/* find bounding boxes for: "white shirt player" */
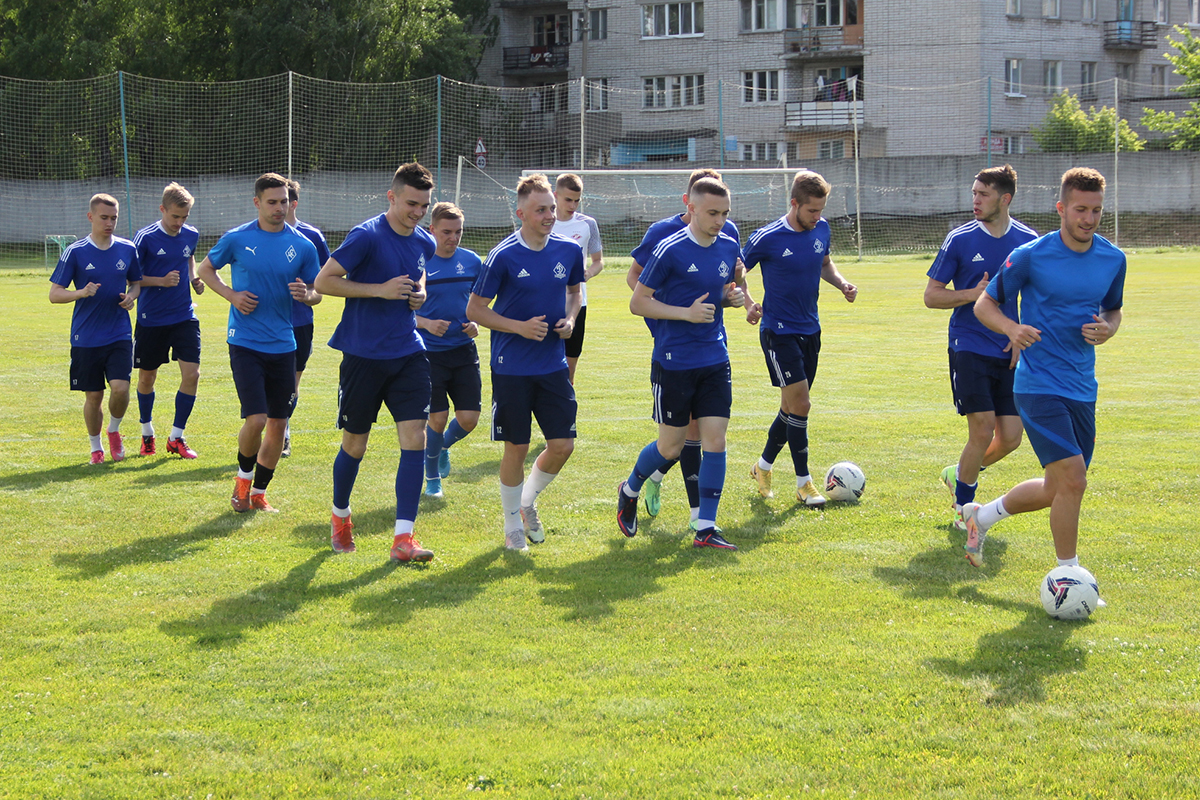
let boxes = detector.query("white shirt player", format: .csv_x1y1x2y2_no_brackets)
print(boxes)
551,212,602,306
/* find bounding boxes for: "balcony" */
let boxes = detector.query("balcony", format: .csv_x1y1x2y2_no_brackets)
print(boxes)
785,100,863,128
503,45,570,72
1103,20,1157,49
782,27,864,59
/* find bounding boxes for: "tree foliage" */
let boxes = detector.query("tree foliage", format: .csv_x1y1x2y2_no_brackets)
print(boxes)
1032,90,1145,153
1140,26,1200,150
0,0,498,82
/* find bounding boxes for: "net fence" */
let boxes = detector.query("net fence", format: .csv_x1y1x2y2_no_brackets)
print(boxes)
1,72,1196,269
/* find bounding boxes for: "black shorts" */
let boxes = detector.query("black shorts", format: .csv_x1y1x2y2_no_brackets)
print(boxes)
650,360,732,427
337,351,431,434
70,341,132,392
134,319,201,371
491,369,577,445
564,305,587,359
949,349,1018,417
229,344,295,419
428,341,482,415
293,323,315,373
760,329,820,388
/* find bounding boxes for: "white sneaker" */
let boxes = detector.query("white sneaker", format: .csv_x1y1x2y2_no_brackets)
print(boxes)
520,504,545,544
505,529,529,552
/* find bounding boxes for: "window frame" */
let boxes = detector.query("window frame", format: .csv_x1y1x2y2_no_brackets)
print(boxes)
1043,60,1062,93
1004,58,1024,96
642,2,705,38
742,69,782,104
642,74,706,109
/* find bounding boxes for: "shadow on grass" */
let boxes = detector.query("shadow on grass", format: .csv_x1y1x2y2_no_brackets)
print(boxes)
160,550,396,647
54,510,253,580
443,458,502,485
873,525,1010,600
927,586,1091,706
0,456,169,490
127,463,232,486
287,505,402,549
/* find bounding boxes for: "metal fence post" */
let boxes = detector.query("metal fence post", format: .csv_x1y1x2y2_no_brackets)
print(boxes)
118,71,133,239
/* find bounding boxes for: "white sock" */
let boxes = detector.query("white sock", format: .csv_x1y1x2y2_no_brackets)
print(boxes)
250,487,265,496
170,426,184,440
977,496,1012,530
142,422,154,437
520,464,556,507
89,434,103,452
650,470,665,483
696,519,716,531
622,482,640,499
1057,555,1079,567
501,482,524,534
333,506,351,518
796,473,812,487
107,416,122,433
237,469,254,480
690,508,700,522
758,457,773,472
394,519,414,536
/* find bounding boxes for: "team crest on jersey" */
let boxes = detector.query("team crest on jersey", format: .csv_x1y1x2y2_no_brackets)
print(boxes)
813,240,825,254
285,245,297,262
183,245,192,257
117,259,127,271
553,262,567,279
418,255,426,269
718,261,731,279
455,262,465,275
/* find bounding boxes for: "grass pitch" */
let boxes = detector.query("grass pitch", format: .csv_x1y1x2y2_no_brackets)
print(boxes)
1,250,1197,798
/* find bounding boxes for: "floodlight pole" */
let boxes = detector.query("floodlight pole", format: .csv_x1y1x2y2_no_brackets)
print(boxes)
580,1,588,169
118,72,133,239
437,75,444,202
287,71,294,180
850,76,862,261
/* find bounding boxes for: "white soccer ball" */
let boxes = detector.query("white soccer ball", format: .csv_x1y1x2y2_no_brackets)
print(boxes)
1040,565,1100,620
824,461,866,502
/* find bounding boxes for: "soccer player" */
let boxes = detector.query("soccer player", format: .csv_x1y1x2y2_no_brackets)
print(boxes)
625,168,745,528
416,202,483,498
742,170,858,508
132,182,204,460
281,178,329,458
961,167,1125,575
551,173,603,384
924,164,1037,529
49,194,142,464
617,177,742,550
466,174,584,552
196,173,321,513
314,163,437,563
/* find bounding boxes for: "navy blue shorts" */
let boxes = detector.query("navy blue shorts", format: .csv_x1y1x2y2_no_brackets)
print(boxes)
1016,393,1096,468
651,360,732,427
565,305,587,359
950,349,1018,417
337,351,431,434
229,344,295,419
760,329,820,388
134,319,201,371
293,323,315,373
70,340,133,392
429,341,482,415
491,369,576,445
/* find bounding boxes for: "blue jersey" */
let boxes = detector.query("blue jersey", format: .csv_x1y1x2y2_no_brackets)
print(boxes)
743,215,832,336
327,214,435,361
206,220,321,354
474,231,585,376
291,220,330,327
133,221,200,327
418,248,483,352
639,227,741,369
50,235,143,347
927,218,1038,358
986,232,1126,402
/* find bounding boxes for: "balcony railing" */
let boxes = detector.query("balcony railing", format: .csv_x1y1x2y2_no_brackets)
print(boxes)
1103,20,1157,49
783,27,863,57
503,45,570,72
785,100,863,128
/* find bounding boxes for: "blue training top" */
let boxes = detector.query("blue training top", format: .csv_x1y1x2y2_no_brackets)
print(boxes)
743,215,833,337
327,213,436,361
638,227,741,370
418,247,483,352
986,231,1126,402
205,220,321,354
927,218,1038,359
50,235,143,347
473,231,585,376
291,220,331,327
133,221,200,327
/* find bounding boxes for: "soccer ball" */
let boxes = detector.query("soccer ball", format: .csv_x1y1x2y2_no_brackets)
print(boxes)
1040,565,1100,620
824,461,866,502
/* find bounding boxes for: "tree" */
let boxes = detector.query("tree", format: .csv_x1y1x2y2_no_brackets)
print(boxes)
1032,90,1145,153
1140,26,1200,150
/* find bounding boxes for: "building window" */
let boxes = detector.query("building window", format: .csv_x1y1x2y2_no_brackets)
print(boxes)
1153,0,1168,23
533,14,570,46
741,142,781,161
814,0,840,26
1005,59,1023,95
1152,64,1168,94
643,74,705,108
741,0,781,31
1007,0,1021,16
577,8,608,41
1190,0,1200,24
643,2,704,37
586,78,610,111
532,83,569,113
1003,135,1024,155
743,70,781,103
1117,63,1135,84
817,139,845,159
1080,61,1097,98
1043,60,1062,93
1082,0,1097,19
1043,0,1060,17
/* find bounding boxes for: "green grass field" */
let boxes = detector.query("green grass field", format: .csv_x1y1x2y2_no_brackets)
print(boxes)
2,251,1197,798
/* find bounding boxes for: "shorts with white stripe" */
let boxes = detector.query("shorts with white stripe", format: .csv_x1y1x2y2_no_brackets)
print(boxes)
650,360,732,427
759,329,820,388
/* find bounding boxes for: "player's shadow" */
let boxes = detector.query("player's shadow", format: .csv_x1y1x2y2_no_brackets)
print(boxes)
927,585,1090,706
54,511,252,580
128,464,231,486
738,492,836,541
0,457,168,490
351,546,532,628
287,505,401,549
436,458,501,486
874,527,1009,600
160,551,395,648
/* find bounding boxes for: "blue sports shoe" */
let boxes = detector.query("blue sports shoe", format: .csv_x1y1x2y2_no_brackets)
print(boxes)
693,528,737,551
438,448,451,478
425,478,444,498
617,481,639,537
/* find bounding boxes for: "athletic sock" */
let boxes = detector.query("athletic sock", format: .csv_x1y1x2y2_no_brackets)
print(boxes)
697,450,726,527
786,413,810,479
760,411,788,466
627,441,671,493
425,425,445,479
955,479,978,507
142,422,155,437
169,426,185,440
654,460,678,480
332,448,362,510
89,434,103,452
977,496,1012,530
252,463,274,491
681,440,702,510
395,449,423,524
172,391,196,432
137,391,155,426
521,463,557,507
443,419,470,449
107,416,122,434
395,519,414,536
500,481,524,534
757,457,773,472
237,451,258,476
1057,555,1080,567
